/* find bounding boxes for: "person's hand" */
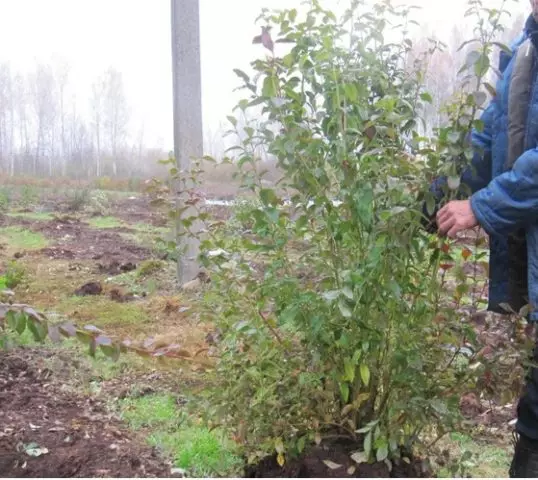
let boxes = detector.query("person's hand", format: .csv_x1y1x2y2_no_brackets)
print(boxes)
436,200,478,238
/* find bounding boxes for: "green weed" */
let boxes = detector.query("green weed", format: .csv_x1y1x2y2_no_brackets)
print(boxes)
120,394,243,477
87,216,125,229
7,212,54,221
56,296,149,329
0,227,48,250
3,260,26,288
436,432,511,478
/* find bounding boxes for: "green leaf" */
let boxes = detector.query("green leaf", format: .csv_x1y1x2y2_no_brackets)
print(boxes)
341,286,354,300
233,68,250,85
420,92,433,103
323,290,340,302
27,318,46,342
360,364,370,386
6,310,17,331
363,431,373,456
447,131,460,144
262,75,278,98
474,53,490,77
425,193,436,217
376,441,389,462
493,41,511,54
338,298,352,318
260,188,279,206
297,435,306,453
465,50,481,68
339,382,350,403
16,313,27,335
447,176,461,191
100,343,121,362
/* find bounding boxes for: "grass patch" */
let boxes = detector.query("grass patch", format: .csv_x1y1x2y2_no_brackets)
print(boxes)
7,212,54,221
120,394,243,477
87,216,125,229
56,296,149,330
0,226,48,250
137,259,166,278
437,432,511,478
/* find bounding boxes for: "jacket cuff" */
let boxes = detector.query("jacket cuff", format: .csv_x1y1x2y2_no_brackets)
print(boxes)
470,193,497,236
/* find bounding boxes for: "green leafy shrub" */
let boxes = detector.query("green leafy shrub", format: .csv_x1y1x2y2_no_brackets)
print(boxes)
3,261,25,288
20,184,39,207
0,187,12,212
66,188,91,212
196,0,511,468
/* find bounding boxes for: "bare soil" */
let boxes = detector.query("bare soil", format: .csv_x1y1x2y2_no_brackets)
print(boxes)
245,442,427,478
0,349,172,478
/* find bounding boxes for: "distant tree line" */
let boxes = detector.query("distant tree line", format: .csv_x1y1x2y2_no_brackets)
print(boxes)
0,62,166,179
0,13,524,181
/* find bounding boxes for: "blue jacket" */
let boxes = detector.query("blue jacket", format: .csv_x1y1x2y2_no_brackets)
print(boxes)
434,16,538,320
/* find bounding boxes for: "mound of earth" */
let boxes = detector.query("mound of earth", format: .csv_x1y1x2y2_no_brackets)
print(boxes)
245,441,428,478
0,349,172,478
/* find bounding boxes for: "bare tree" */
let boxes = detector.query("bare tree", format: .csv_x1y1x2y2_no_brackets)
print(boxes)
30,64,56,175
102,67,130,176
90,76,106,177
0,63,15,175
54,59,71,176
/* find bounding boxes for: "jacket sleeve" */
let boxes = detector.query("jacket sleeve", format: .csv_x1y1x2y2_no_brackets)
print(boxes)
471,147,538,236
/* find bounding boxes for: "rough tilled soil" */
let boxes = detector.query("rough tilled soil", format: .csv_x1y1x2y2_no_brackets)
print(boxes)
0,350,171,478
35,219,151,265
113,197,168,227
245,442,427,478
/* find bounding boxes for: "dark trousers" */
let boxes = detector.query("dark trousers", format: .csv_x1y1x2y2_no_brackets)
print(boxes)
517,337,538,439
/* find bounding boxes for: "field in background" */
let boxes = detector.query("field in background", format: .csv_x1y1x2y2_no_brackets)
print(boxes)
0,158,283,201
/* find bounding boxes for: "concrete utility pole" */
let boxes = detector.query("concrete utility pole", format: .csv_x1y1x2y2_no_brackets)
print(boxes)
170,0,203,285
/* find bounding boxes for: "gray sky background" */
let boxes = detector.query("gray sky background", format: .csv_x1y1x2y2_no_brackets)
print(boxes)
0,0,529,152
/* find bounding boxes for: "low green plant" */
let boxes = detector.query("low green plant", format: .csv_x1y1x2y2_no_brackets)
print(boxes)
3,260,25,288
137,259,166,278
0,187,12,212
435,432,511,478
20,184,39,207
87,216,124,229
66,188,91,212
120,394,243,477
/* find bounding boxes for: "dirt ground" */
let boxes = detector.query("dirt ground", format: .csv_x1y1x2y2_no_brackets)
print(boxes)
0,192,217,477
0,349,172,478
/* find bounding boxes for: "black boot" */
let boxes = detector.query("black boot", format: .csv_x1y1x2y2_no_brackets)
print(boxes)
510,433,538,477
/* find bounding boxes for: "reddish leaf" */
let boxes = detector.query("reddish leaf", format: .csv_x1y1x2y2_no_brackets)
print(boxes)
439,263,454,271
59,322,77,338
84,325,103,336
461,247,472,260
441,243,450,254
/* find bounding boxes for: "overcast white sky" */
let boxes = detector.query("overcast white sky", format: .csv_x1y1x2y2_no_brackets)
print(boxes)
0,0,529,151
